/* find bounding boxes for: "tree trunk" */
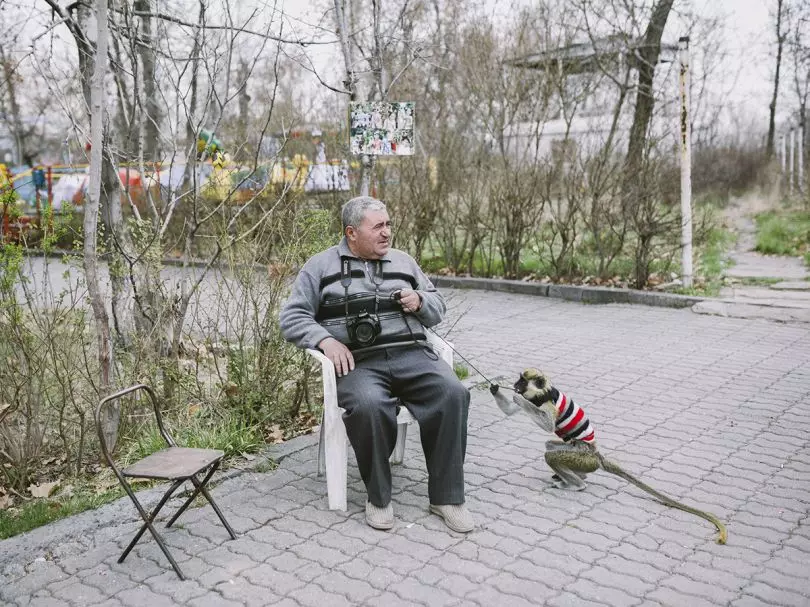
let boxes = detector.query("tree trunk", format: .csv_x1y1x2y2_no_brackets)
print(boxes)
135,0,161,162
0,47,36,166
623,0,675,196
625,0,674,163
236,58,251,161
334,0,376,196
182,0,205,192
767,0,786,158
84,0,117,450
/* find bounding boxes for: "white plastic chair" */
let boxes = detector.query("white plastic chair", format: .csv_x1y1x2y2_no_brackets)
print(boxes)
306,331,454,511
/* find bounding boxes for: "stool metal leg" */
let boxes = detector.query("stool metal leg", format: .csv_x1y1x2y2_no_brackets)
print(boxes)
194,479,237,540
165,463,218,528
119,479,187,580
164,462,237,540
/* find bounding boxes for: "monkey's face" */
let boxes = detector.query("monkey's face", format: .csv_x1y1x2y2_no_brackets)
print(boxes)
514,368,554,406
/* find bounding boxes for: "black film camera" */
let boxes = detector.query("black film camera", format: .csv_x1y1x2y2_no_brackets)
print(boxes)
346,291,405,347
347,311,382,346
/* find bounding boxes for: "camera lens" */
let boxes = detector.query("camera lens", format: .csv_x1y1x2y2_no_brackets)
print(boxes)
355,323,375,343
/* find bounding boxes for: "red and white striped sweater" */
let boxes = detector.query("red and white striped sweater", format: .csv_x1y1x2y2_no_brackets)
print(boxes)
553,390,595,444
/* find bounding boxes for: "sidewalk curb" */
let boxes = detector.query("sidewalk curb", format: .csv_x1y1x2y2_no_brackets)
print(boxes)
430,275,704,309
22,251,705,308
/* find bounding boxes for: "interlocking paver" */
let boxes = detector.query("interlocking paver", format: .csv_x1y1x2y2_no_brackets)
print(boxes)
2,289,809,606
240,563,307,594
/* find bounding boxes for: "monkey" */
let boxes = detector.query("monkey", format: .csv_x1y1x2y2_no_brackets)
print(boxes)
490,368,727,545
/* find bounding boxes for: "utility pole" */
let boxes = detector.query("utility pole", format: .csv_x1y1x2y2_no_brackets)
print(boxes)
678,36,692,289
790,127,795,197
799,124,805,196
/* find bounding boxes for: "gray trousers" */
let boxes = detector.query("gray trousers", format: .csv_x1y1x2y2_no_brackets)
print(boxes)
336,344,470,507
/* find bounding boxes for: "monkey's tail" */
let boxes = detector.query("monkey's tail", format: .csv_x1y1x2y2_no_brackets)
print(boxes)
598,455,727,545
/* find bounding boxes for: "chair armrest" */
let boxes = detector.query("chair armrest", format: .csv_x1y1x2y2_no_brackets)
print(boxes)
426,331,454,369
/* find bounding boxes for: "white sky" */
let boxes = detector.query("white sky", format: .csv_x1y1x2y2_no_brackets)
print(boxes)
684,0,775,125
12,0,795,148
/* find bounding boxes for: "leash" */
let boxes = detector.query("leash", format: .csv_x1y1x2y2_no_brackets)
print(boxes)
425,327,516,392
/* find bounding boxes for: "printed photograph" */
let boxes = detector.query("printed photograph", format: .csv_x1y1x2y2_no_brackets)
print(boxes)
349,101,414,156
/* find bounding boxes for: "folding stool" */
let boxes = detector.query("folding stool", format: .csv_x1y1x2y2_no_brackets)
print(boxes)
95,384,236,580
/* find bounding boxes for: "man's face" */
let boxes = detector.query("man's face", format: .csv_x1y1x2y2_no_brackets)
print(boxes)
347,209,391,259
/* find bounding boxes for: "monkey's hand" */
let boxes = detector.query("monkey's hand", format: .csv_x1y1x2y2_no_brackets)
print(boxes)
513,393,557,433
491,385,520,416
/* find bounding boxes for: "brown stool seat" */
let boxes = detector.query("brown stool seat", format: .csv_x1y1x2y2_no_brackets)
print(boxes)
123,447,225,480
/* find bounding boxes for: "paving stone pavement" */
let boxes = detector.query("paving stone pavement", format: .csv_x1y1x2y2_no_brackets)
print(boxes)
2,289,809,607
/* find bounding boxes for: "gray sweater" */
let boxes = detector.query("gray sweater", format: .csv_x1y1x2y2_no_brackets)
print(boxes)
279,237,446,351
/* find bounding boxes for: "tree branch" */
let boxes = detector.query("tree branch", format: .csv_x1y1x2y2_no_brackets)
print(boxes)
129,10,336,46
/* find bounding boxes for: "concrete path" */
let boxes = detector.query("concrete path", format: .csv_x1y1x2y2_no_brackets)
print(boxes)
693,201,810,323
725,217,808,282
2,289,809,606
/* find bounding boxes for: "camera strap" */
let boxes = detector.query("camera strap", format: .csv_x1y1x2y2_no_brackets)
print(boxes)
340,256,383,319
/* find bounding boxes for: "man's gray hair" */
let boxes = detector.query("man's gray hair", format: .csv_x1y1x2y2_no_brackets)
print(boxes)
341,196,387,231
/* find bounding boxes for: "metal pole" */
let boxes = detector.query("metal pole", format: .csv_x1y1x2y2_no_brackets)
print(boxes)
779,134,786,196
789,128,795,197
798,125,804,196
47,166,53,209
678,36,693,289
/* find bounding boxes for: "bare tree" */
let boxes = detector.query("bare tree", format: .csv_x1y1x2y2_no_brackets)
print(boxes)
84,0,116,447
789,0,810,192
767,0,789,157
623,0,674,192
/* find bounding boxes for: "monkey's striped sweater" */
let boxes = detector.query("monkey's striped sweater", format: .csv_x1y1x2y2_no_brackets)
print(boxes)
553,391,595,444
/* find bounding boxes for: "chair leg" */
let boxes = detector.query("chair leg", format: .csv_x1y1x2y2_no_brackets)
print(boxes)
317,412,326,477
390,423,407,465
165,463,236,540
194,479,237,540
324,408,348,511
119,479,186,580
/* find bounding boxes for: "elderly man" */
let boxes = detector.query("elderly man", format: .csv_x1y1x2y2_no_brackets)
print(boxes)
280,196,473,532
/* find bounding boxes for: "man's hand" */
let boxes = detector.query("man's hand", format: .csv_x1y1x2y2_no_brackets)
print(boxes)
318,337,355,377
396,289,422,313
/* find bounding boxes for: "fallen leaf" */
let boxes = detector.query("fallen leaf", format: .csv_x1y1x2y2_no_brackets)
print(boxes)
29,481,59,498
0,494,12,509
268,424,284,444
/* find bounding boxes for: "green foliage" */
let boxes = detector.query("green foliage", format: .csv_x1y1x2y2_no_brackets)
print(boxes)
699,227,735,277
0,240,23,294
454,364,469,380
296,209,339,262
755,210,810,256
121,414,264,466
223,336,315,429
0,485,124,540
